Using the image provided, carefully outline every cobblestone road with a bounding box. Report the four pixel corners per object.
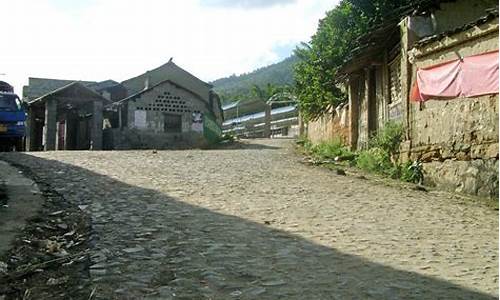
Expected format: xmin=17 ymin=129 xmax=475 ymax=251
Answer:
xmin=1 ymin=139 xmax=498 ymax=299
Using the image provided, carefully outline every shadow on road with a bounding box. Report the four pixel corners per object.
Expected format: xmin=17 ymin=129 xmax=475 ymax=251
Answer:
xmin=0 ymin=152 xmax=496 ymax=300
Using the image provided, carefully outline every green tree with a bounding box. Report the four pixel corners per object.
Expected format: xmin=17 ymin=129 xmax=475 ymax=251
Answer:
xmin=251 ymin=83 xmax=292 ymax=104
xmin=251 ymin=83 xmax=275 ymax=101
xmin=349 ymin=0 xmax=414 ymax=24
xmin=293 ymin=0 xmax=414 ymax=120
xmin=294 ymin=1 xmax=368 ymax=120
xmin=212 ymin=56 xmax=298 ymax=105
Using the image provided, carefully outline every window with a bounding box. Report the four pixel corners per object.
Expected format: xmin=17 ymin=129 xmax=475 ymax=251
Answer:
xmin=164 ymin=113 xmax=182 ymax=133
xmin=147 ymin=93 xmax=191 ymax=113
xmin=0 ymin=94 xmax=21 ymax=111
xmin=388 ymin=55 xmax=402 ymax=104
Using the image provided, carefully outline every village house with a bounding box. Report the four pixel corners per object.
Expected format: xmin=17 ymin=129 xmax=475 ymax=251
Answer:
xmin=22 ymin=78 xmax=126 ymax=151
xmin=22 ymin=60 xmax=223 ymax=150
xmin=107 ymin=60 xmax=223 ymax=149
xmin=305 ymin=0 xmax=499 ymax=198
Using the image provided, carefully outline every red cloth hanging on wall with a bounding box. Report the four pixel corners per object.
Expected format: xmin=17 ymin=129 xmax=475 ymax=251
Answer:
xmin=411 ymin=50 xmax=499 ymax=102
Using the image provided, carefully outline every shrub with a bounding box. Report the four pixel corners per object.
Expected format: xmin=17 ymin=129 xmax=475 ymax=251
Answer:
xmin=310 ymin=138 xmax=355 ymax=161
xmin=369 ymin=121 xmax=404 ymax=156
xmin=299 ymin=122 xmax=425 ymax=185
xmin=400 ymin=160 xmax=424 ymax=184
xmin=221 ymin=133 xmax=235 ymax=142
xmin=355 ymin=147 xmax=393 ymax=173
xmin=296 ymin=136 xmax=314 ymax=154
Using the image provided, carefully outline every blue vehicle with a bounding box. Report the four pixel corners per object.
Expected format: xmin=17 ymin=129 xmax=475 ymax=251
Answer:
xmin=0 ymin=81 xmax=26 ymax=151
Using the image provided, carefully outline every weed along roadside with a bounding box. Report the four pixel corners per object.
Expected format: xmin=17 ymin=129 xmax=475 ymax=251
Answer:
xmin=299 ymin=121 xmax=448 ymax=192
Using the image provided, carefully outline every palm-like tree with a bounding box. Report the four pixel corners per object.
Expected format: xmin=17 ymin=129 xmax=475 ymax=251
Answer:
xmin=250 ymin=83 xmax=294 ymax=138
xmin=250 ymin=84 xmax=276 ymax=138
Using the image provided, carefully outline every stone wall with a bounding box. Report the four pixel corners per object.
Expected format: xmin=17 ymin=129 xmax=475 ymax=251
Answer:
xmin=306 ymin=105 xmax=349 ymax=144
xmin=405 ymin=19 xmax=499 ymax=198
xmin=424 ymin=159 xmax=498 ymax=197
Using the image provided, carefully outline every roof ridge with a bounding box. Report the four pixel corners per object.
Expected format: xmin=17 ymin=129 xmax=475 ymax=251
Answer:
xmin=28 ymin=77 xmax=97 ymax=83
xmin=121 ymin=60 xmax=212 ymax=88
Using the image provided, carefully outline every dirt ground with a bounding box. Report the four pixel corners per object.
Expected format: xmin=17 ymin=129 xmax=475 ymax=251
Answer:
xmin=0 ymin=162 xmax=43 ymax=255
xmin=0 ymin=139 xmax=497 ymax=299
xmin=0 ymin=161 xmax=91 ymax=300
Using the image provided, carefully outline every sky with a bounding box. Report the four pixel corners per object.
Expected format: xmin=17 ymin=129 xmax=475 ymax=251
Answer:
xmin=0 ymin=0 xmax=338 ymax=95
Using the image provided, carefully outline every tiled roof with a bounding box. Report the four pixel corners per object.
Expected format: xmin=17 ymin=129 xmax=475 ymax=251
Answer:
xmin=120 ymin=60 xmax=212 ymax=97
xmin=414 ymin=8 xmax=499 ymax=47
xmin=28 ymin=82 xmax=110 ymax=106
xmin=23 ymin=78 xmax=95 ymax=101
xmin=23 ymin=78 xmax=122 ymax=101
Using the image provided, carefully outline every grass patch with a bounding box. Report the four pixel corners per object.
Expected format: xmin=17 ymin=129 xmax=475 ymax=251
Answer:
xmin=356 ymin=121 xmax=406 ymax=179
xmin=368 ymin=121 xmax=404 ymax=155
xmin=299 ymin=137 xmax=355 ymax=162
xmin=355 ymin=147 xmax=394 ymax=175
xmin=298 ymin=121 xmax=425 ymax=184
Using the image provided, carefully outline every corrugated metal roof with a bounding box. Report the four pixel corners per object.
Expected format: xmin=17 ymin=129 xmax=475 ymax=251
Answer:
xmin=222 ymin=101 xmax=240 ymax=110
xmin=223 ymin=105 xmax=297 ymax=126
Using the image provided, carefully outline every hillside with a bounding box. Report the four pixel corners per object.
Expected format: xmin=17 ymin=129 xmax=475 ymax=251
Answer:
xmin=211 ymin=55 xmax=298 ymax=104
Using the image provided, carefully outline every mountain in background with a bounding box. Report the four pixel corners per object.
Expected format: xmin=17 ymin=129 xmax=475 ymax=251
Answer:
xmin=211 ymin=55 xmax=298 ymax=105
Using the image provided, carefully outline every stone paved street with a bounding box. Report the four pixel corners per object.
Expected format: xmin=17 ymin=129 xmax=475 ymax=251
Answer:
xmin=0 ymin=139 xmax=498 ymax=299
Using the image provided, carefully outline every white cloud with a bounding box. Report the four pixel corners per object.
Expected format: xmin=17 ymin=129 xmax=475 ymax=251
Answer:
xmin=0 ymin=0 xmax=338 ymax=96
xmin=200 ymin=0 xmax=296 ymax=9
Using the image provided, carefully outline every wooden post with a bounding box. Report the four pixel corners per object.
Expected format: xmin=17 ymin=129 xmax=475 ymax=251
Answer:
xmin=348 ymin=77 xmax=359 ymax=150
xmin=400 ymin=17 xmax=412 ymax=140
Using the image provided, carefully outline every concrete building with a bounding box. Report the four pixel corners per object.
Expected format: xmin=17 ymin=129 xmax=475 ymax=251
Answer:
xmin=22 ymin=60 xmax=223 ymax=150
xmin=108 ymin=78 xmax=222 ymax=149
xmin=121 ymin=59 xmax=223 ymax=124
xmin=25 ymin=82 xmax=109 ymax=151
xmin=105 ymin=60 xmax=223 ymax=149
xmin=23 ymin=78 xmax=126 ymax=151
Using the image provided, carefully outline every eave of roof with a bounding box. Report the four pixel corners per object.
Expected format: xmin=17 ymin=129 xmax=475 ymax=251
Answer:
xmin=338 ymin=0 xmax=458 ymax=76
xmin=29 ymin=81 xmax=110 ymax=106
